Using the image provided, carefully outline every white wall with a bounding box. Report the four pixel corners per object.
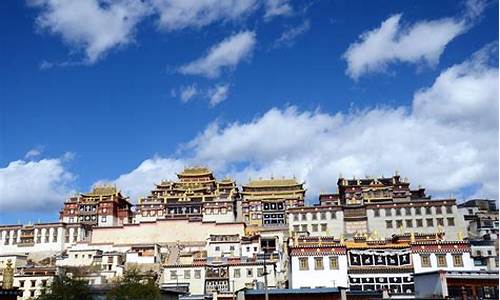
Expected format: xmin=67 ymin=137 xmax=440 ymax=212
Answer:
xmin=290 ymin=255 xmax=348 ymax=289
xmin=412 ymin=252 xmax=477 ymax=274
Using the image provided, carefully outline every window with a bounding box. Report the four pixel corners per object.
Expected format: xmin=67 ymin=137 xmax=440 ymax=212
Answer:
xmin=170 ymin=270 xmax=177 ymax=279
xmin=446 ymin=206 xmax=453 ymax=214
xmin=487 ymin=250 xmax=492 ymax=255
xmin=320 ymin=212 xmax=327 ymax=220
xmin=437 ymin=255 xmax=447 ymax=267
xmin=435 ymin=206 xmax=442 ymax=214
xmin=415 ymin=207 xmax=421 ymax=215
xmin=312 ymin=224 xmax=318 ymax=232
xmin=447 ymin=218 xmax=455 ymax=226
xmin=320 ymin=224 xmax=327 ymax=232
xmin=426 ymin=218 xmax=434 ymax=227
xmin=246 ymin=268 xmax=253 ymax=277
xmin=257 ymin=268 xmax=264 ymax=276
xmin=374 ymin=209 xmax=380 ymax=217
xmin=405 ymin=207 xmax=412 ymax=216
xmin=453 ymin=255 xmax=463 ymax=267
xmin=101 ymin=216 xmax=107 ymax=222
xmin=299 ymin=257 xmax=309 ymax=270
xmin=301 ymin=224 xmax=307 ymax=232
xmin=329 ymin=256 xmax=339 ymax=270
xmin=19 ymin=280 xmax=25 ymax=287
xmin=194 ymin=270 xmax=201 ymax=279
xmin=386 ymin=220 xmax=393 ymax=229
xmin=314 ymin=257 xmax=324 ymax=270
xmin=425 ymin=207 xmax=432 ymax=215
xmin=396 ymin=220 xmax=403 ymax=228
xmin=215 ymin=246 xmax=220 ymax=251
xmin=416 ymin=219 xmax=423 ymax=227
xmin=385 ymin=208 xmax=392 ymax=217
xmin=406 ymin=220 xmax=413 ymax=228
xmin=437 ymin=218 xmax=444 ymax=226
xmin=229 ymin=246 xmax=235 ymax=251
xmin=331 ymin=212 xmax=336 ymax=219
xmin=293 ymin=214 xmax=299 ymax=221
xmin=30 ymin=290 xmax=35 ymax=298
xmin=301 ymin=213 xmax=307 ymax=221
xmin=41 ymin=280 xmax=47 ymax=287
xmin=293 ymin=225 xmax=300 ymax=232
xmin=234 ymin=268 xmax=240 ymax=278
xmin=421 ymin=255 xmax=431 ymax=267
xmin=184 ymin=270 xmax=191 ymax=279
xmin=395 ymin=208 xmax=401 ymax=216
xmin=31 ymin=280 xmax=36 ymax=287
xmin=311 ymin=213 xmax=317 ymax=220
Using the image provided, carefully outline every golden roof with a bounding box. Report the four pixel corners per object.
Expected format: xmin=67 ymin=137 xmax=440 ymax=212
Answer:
xmin=178 ymin=167 xmax=213 ymax=176
xmin=245 ymin=178 xmax=302 ymax=188
xmin=84 ymin=185 xmax=118 ymax=196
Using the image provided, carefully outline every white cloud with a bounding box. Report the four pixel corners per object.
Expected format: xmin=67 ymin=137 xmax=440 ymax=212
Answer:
xmin=178 ymin=84 xmax=198 ymax=102
xmin=0 ymin=155 xmax=75 ymax=212
xmin=179 ymin=31 xmax=256 ymax=78
xmin=263 ymin=0 xmax=293 ymax=20
xmin=104 ymin=45 xmax=498 ymax=202
xmin=29 ymin=0 xmax=151 ymax=64
xmin=24 ymin=146 xmax=44 ymax=159
xmin=273 ymin=19 xmax=310 ymax=48
xmin=343 ymin=9 xmax=478 ymax=79
xmin=151 ymin=0 xmax=258 ymax=31
xmin=207 ymin=84 xmax=230 ymax=106
xmin=110 ymin=157 xmax=186 ymax=201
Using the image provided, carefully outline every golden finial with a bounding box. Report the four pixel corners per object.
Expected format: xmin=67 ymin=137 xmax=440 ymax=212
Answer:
xmin=458 ymin=231 xmax=464 ymax=240
xmin=2 ymin=259 xmax=14 ymax=289
xmin=399 ymin=225 xmax=404 ymax=234
xmin=340 ymin=234 xmax=345 ymax=244
xmin=410 ymin=232 xmax=415 ymax=243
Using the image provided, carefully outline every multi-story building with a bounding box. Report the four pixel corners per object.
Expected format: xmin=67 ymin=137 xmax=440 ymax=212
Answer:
xmin=13 ymin=266 xmax=57 ymax=300
xmin=289 ymin=174 xmax=466 ymax=240
xmin=241 ymin=177 xmax=305 ymax=229
xmin=60 ymin=185 xmax=133 ymax=227
xmin=0 ymin=222 xmax=90 ymax=255
xmin=135 ymin=167 xmax=239 ymax=223
xmin=458 ymin=199 xmax=499 ymax=240
xmin=289 ymin=236 xmax=348 ymax=289
xmin=161 ymin=233 xmax=283 ymax=296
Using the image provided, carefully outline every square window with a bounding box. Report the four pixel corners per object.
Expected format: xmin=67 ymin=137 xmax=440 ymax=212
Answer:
xmin=386 ymin=220 xmax=393 ymax=229
xmin=320 ymin=212 xmax=327 ymax=220
xmin=405 ymin=208 xmax=412 ymax=216
xmin=416 ymin=219 xmax=423 ymax=227
xmin=312 ymin=224 xmax=318 ymax=232
xmin=314 ymin=257 xmax=324 ymax=270
xmin=405 ymin=220 xmax=413 ymax=228
xmin=426 ymin=218 xmax=434 ymax=227
xmin=415 ymin=207 xmax=421 ymax=215
xmin=301 ymin=224 xmax=307 ymax=232
xmin=312 ymin=213 xmax=317 ymax=220
xmin=447 ymin=218 xmax=455 ymax=226
xmin=396 ymin=220 xmax=403 ymax=228
xmin=320 ymin=224 xmax=327 ymax=232
xmin=170 ymin=270 xmax=177 ymax=279
xmin=421 ymin=255 xmax=431 ymax=268
xmin=329 ymin=256 xmax=339 ymax=270
xmin=299 ymin=257 xmax=309 ymax=271
xmin=293 ymin=214 xmax=299 ymax=221
xmin=246 ymin=268 xmax=253 ymax=277
xmin=437 ymin=255 xmax=447 ymax=267
xmin=184 ymin=270 xmax=191 ymax=279
xmin=446 ymin=206 xmax=453 ymax=214
xmin=293 ymin=225 xmax=299 ymax=232
xmin=425 ymin=207 xmax=432 ymax=215
xmin=453 ymin=255 xmax=463 ymax=267
xmin=435 ymin=206 xmax=442 ymax=214
xmin=194 ymin=270 xmax=201 ymax=279
xmin=395 ymin=209 xmax=401 ymax=216
xmin=385 ymin=208 xmax=392 ymax=217
xmin=374 ymin=209 xmax=380 ymax=217
xmin=234 ymin=268 xmax=240 ymax=278
xmin=437 ymin=218 xmax=444 ymax=226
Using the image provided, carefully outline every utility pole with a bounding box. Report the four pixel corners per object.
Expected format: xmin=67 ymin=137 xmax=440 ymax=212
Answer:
xmin=262 ymin=247 xmax=269 ymax=300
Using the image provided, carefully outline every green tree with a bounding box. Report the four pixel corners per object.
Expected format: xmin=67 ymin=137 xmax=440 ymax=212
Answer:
xmin=106 ymin=269 xmax=160 ymax=300
xmin=36 ymin=275 xmax=92 ymax=300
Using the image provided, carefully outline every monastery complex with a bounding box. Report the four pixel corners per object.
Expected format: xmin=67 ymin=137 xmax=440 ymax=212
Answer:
xmin=0 ymin=167 xmax=498 ymax=299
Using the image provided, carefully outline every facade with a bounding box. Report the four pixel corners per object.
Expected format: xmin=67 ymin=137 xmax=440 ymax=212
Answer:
xmin=241 ymin=178 xmax=305 ymax=229
xmin=60 ymin=185 xmax=133 ymax=227
xmin=289 ymin=174 xmax=467 ymax=240
xmin=411 ymin=240 xmax=476 ymax=274
xmin=458 ymin=199 xmax=498 ymax=240
xmin=0 ymin=222 xmax=90 ymax=255
xmin=13 ymin=266 xmax=56 ymax=300
xmin=289 ymin=236 xmax=348 ymax=289
xmin=135 ymin=167 xmax=239 ymax=223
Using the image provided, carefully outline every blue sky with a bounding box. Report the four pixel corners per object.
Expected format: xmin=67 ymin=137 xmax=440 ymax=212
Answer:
xmin=0 ymin=0 xmax=498 ymax=224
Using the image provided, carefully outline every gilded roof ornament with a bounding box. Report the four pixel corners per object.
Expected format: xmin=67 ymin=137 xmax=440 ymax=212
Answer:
xmin=2 ymin=259 xmax=14 ymax=289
